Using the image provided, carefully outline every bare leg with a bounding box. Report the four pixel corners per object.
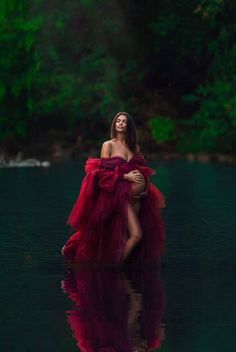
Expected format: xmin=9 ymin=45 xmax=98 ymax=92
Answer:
xmin=132 ymin=199 xmax=141 ymax=215
xmin=123 ymin=202 xmax=142 ymax=260
xmin=130 ymin=178 xmax=146 ymax=215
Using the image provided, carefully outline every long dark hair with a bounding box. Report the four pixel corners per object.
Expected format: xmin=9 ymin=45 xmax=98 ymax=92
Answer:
xmin=110 ymin=112 xmax=138 ymax=152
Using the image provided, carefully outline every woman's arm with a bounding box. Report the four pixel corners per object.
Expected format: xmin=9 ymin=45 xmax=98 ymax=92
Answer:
xmin=100 ymin=141 xmax=112 ymax=158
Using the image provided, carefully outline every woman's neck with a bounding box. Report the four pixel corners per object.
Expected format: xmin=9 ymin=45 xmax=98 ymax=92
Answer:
xmin=115 ymin=132 xmax=126 ymax=143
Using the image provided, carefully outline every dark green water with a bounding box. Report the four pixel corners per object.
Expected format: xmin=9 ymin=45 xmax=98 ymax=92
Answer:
xmin=0 ymin=159 xmax=235 ymax=352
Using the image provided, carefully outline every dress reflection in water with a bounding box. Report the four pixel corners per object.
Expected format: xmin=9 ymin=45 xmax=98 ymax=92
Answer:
xmin=61 ymin=269 xmax=165 ymax=351
xmin=62 ymin=112 xmax=166 ymax=264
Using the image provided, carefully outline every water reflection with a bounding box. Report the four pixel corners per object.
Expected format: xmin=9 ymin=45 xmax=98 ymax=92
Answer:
xmin=61 ymin=268 xmax=165 ymax=351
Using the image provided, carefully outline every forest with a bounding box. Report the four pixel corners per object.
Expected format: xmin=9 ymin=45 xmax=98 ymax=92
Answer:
xmin=0 ymin=0 xmax=236 ymax=157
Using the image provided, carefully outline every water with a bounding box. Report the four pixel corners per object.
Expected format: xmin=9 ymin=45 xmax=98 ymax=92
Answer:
xmin=0 ymin=159 xmax=235 ymax=351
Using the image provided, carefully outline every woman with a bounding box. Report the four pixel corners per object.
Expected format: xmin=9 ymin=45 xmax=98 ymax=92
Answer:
xmin=61 ymin=112 xmax=165 ymax=264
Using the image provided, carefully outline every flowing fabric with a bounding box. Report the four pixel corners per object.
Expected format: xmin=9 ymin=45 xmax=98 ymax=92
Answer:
xmin=62 ymin=153 xmax=166 ymax=264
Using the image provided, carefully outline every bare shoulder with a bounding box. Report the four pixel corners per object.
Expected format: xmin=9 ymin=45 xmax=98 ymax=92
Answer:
xmin=102 ymin=140 xmax=113 ymax=147
xmin=100 ymin=140 xmax=112 ymax=157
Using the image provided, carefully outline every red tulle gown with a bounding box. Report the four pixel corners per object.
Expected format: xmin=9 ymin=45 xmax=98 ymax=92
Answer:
xmin=62 ymin=153 xmax=165 ymax=264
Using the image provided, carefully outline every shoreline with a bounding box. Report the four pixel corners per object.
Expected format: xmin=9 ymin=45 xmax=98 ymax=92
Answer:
xmin=1 ymin=128 xmax=236 ymax=167
xmin=1 ymin=147 xmax=236 ymax=168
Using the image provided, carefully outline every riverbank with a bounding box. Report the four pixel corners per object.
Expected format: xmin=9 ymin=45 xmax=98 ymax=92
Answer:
xmin=1 ymin=148 xmax=236 ymax=168
xmin=0 ymin=130 xmax=236 ymax=167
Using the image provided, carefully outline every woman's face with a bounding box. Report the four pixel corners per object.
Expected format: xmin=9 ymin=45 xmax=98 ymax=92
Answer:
xmin=115 ymin=114 xmax=127 ymax=133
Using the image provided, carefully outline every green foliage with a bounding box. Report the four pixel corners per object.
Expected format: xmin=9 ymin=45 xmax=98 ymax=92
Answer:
xmin=195 ymin=0 xmax=225 ymax=18
xmin=0 ymin=0 xmax=236 ymax=154
xmin=149 ymin=117 xmax=176 ymax=144
xmin=0 ymin=0 xmax=44 ymax=139
xmin=183 ymin=78 xmax=236 ymax=152
xmin=182 ymin=0 xmax=236 ymax=153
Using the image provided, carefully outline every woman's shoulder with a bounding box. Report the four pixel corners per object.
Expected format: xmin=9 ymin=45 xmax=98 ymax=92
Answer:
xmin=102 ymin=139 xmax=113 ymax=146
xmin=100 ymin=139 xmax=115 ymax=158
xmin=101 ymin=139 xmax=117 ymax=148
xmin=101 ymin=139 xmax=114 ymax=150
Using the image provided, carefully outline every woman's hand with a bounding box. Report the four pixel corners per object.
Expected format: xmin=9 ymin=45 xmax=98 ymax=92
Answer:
xmin=124 ymin=170 xmax=144 ymax=183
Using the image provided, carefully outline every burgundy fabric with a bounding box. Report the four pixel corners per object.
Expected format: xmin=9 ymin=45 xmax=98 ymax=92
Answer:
xmin=62 ymin=270 xmax=131 ymax=352
xmin=62 ymin=153 xmax=166 ymax=264
xmin=62 ymin=269 xmax=165 ymax=351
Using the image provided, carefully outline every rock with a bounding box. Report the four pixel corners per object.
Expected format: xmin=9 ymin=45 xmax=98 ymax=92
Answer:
xmin=41 ymin=161 xmax=51 ymax=167
xmin=216 ymin=154 xmax=228 ymax=163
xmin=196 ymin=153 xmax=210 ymax=163
xmin=186 ymin=153 xmax=195 ymax=161
xmin=208 ymin=153 xmax=236 ymax=165
xmin=0 ymin=157 xmax=51 ymax=168
xmin=228 ymin=155 xmax=236 ymax=164
xmin=189 ymin=153 xmax=236 ymax=165
xmin=8 ymin=158 xmax=41 ymax=167
xmin=15 ymin=151 xmax=23 ymax=162
xmin=162 ymin=152 xmax=181 ymax=160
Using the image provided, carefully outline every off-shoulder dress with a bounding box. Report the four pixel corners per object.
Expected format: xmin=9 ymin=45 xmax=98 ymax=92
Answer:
xmin=62 ymin=153 xmax=165 ymax=264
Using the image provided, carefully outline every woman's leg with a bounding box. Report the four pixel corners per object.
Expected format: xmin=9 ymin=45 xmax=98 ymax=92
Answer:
xmin=132 ymin=199 xmax=141 ymax=215
xmin=122 ymin=175 xmax=146 ymax=261
xmin=122 ymin=202 xmax=142 ymax=260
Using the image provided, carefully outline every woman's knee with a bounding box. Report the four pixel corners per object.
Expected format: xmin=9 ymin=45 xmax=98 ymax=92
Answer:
xmin=132 ymin=227 xmax=142 ymax=243
xmin=127 ymin=202 xmax=142 ymax=242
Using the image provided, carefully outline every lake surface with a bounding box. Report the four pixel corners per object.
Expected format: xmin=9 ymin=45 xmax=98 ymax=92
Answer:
xmin=0 ymin=158 xmax=235 ymax=352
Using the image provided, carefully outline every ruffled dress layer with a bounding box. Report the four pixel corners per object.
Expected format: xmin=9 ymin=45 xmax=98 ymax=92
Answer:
xmin=62 ymin=153 xmax=165 ymax=264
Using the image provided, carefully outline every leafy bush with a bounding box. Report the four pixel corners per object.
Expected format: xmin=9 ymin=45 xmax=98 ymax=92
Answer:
xmin=184 ymin=78 xmax=236 ymax=152
xmin=149 ymin=116 xmax=176 ymax=144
